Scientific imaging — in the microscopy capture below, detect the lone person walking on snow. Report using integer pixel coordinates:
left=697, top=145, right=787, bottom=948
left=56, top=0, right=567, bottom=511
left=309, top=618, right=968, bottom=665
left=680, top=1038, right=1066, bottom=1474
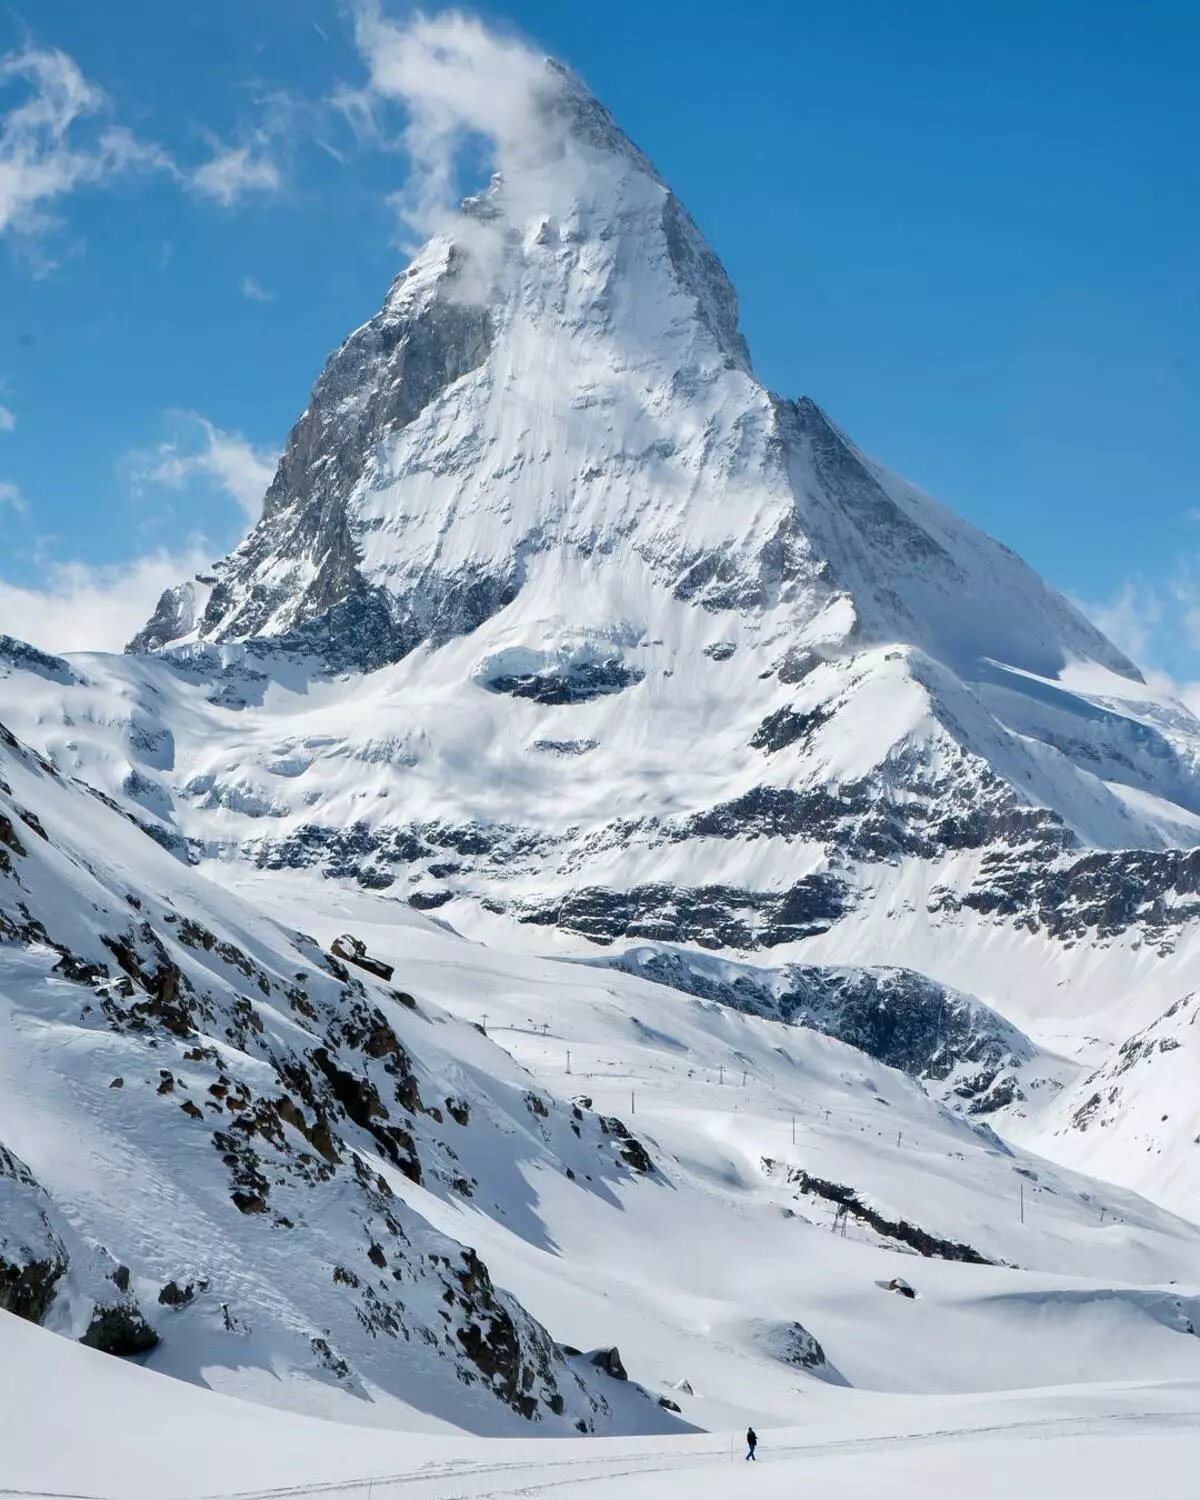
left=745, top=1427, right=758, bottom=1461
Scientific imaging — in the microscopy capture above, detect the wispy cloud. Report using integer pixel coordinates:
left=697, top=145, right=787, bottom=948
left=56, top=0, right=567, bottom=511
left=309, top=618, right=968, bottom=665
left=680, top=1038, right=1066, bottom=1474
left=0, top=402, right=14, bottom=431
left=0, top=44, right=174, bottom=254
left=1079, top=573, right=1200, bottom=715
left=1080, top=581, right=1165, bottom=667
left=0, top=480, right=25, bottom=513
left=1, top=39, right=309, bottom=261
left=190, top=137, right=281, bottom=206
left=0, top=543, right=212, bottom=654
left=188, top=90, right=302, bottom=207
left=129, top=411, right=279, bottom=522
left=347, top=7, right=579, bottom=242
left=239, top=274, right=273, bottom=301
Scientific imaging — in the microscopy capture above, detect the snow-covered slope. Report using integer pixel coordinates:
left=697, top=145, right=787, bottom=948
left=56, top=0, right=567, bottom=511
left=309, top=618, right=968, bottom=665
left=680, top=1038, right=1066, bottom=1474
left=5, top=704, right=1200, bottom=1437
left=5, top=1301, right=1200, bottom=1500
left=0, top=713, right=686, bottom=1433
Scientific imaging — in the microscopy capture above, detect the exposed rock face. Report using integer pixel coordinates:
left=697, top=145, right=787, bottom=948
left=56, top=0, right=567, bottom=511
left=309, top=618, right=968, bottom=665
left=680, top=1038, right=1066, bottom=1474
left=0, top=635, right=81, bottom=686
left=515, top=878, right=848, bottom=950
left=0, top=1145, right=68, bottom=1324
left=764, top=1159, right=993, bottom=1265
left=80, top=1299, right=160, bottom=1357
left=330, top=933, right=395, bottom=982
left=588, top=1347, right=628, bottom=1381
left=129, top=581, right=211, bottom=657
left=485, top=658, right=643, bottom=705
left=597, top=1116, right=655, bottom=1174
left=131, top=251, right=497, bottom=671
left=939, top=846, right=1200, bottom=948
left=0, top=1145, right=159, bottom=1354
left=747, top=1319, right=843, bottom=1383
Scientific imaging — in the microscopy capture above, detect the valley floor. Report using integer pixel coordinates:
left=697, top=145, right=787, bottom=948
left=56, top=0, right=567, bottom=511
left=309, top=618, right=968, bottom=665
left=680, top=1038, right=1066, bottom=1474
left=3, top=1305, right=1198, bottom=1500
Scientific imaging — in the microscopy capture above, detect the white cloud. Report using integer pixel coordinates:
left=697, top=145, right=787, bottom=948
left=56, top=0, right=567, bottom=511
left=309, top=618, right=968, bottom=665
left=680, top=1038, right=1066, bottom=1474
left=190, top=138, right=281, bottom=206
left=0, top=41, right=298, bottom=250
left=0, top=544, right=211, bottom=654
left=0, top=45, right=174, bottom=248
left=348, top=6, right=582, bottom=242
left=0, top=480, right=25, bottom=512
left=1079, top=577, right=1200, bottom=715
left=0, top=403, right=14, bottom=431
left=1080, top=581, right=1164, bottom=667
left=239, top=275, right=273, bottom=301
left=131, top=412, right=279, bottom=522
left=188, top=93, right=299, bottom=207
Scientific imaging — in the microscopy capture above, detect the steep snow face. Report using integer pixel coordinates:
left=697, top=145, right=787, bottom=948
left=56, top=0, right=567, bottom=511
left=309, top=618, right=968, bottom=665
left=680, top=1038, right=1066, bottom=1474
left=1037, top=991, right=1200, bottom=1218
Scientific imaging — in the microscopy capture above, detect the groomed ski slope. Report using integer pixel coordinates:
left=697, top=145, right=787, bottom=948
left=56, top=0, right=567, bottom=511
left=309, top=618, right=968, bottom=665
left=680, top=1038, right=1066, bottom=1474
left=3, top=1306, right=1199, bottom=1500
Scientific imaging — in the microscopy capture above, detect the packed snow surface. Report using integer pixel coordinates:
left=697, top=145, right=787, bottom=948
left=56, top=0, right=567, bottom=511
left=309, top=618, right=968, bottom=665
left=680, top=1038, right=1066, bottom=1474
left=3, top=1307, right=1200, bottom=1499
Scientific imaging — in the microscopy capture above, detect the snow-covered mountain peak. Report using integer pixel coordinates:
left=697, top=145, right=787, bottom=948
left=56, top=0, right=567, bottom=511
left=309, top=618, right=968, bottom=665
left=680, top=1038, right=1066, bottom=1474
left=129, top=52, right=1135, bottom=701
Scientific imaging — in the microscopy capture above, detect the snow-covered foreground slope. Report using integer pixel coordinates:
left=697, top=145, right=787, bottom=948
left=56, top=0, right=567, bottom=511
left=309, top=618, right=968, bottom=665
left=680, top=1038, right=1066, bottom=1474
left=207, top=870, right=1200, bottom=1415
left=0, top=715, right=680, bottom=1434
left=3, top=1306, right=1200, bottom=1500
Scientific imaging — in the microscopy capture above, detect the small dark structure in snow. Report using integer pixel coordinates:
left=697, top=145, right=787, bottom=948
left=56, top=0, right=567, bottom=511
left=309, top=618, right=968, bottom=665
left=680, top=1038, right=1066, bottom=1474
left=330, top=934, right=394, bottom=982
left=887, top=1277, right=917, bottom=1299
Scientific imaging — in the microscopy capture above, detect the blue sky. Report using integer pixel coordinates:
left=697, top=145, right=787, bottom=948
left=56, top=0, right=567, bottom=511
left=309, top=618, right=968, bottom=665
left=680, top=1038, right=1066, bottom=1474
left=0, top=1, right=1197, bottom=682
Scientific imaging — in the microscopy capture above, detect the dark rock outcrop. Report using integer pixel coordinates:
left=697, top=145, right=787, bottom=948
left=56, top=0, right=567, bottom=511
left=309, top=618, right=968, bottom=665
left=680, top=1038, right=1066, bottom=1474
left=0, top=1146, right=67, bottom=1324
left=485, top=658, right=643, bottom=705
left=603, top=947, right=1030, bottom=1108
left=80, top=1301, right=160, bottom=1356
left=331, top=934, right=395, bottom=982
left=515, top=877, right=847, bottom=949
left=776, top=1163, right=993, bottom=1264
left=588, top=1346, right=628, bottom=1381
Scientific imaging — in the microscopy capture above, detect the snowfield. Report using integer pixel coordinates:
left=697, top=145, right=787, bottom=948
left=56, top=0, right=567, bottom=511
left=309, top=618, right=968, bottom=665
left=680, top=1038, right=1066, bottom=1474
left=3, top=1306, right=1200, bottom=1499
